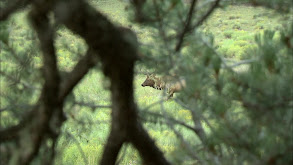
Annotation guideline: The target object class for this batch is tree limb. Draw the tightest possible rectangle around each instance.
[142,111,198,133]
[0,0,31,21]
[100,130,125,165]
[159,100,202,162]
[0,122,23,142]
[175,0,221,52]
[53,0,170,164]
[58,48,97,101]
[175,0,198,52]
[65,131,88,165]
[175,99,208,144]
[130,0,147,22]
[0,70,38,90]
[1,0,171,164]
[130,123,171,165]
[192,0,221,29]
[74,101,111,110]
[8,1,63,164]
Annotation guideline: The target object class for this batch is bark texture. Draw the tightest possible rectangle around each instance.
[0,0,170,164]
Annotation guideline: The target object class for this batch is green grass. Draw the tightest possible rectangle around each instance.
[56,4,290,163]
[203,5,291,59]
[2,1,291,164]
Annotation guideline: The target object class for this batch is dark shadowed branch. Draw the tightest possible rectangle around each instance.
[115,144,129,165]
[58,49,97,101]
[142,111,198,133]
[0,0,31,21]
[159,101,202,162]
[53,0,170,164]
[11,1,61,163]
[175,0,221,52]
[175,99,208,143]
[130,0,147,22]
[175,0,198,52]
[65,131,88,165]
[1,0,291,164]
[0,120,25,141]
[0,70,38,90]
[1,0,170,164]
[73,101,111,110]
[192,0,221,29]
[131,125,171,165]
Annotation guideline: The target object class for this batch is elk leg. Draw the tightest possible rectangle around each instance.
[167,91,174,100]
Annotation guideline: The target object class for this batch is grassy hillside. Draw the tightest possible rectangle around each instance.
[58,2,289,164]
[1,1,291,164]
[203,5,290,59]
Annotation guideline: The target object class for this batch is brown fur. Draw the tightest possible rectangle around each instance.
[141,74,186,99]
[141,74,157,89]
[165,79,186,99]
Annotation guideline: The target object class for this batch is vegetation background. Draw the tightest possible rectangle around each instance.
[0,0,292,164]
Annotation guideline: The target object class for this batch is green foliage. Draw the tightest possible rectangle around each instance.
[55,135,104,165]
[207,29,292,164]
[204,5,291,59]
[1,0,292,164]
[223,30,234,39]
[133,0,292,163]
[0,19,41,127]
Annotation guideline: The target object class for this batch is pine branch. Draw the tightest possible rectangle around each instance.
[142,110,198,133]
[192,0,221,29]
[73,101,111,110]
[159,100,202,162]
[175,0,198,52]
[54,1,170,164]
[0,70,38,90]
[199,33,233,71]
[175,0,221,52]
[175,99,208,144]
[65,131,88,165]
[226,59,257,68]
[4,2,63,164]
[152,0,175,67]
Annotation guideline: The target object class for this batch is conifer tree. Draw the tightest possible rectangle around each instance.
[0,0,292,164]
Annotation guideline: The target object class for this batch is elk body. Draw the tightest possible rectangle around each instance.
[141,74,186,99]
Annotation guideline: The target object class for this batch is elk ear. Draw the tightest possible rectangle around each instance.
[146,74,149,78]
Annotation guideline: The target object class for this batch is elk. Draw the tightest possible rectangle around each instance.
[141,74,186,99]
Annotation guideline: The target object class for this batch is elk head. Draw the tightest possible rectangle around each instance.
[141,74,155,88]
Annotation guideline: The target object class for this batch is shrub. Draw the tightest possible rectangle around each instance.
[223,30,234,39]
